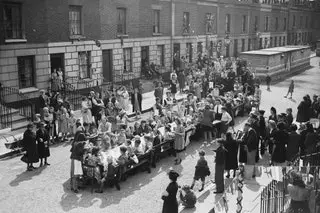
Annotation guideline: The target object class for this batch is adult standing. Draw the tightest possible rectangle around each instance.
[213,138,226,194]
[200,105,214,143]
[269,107,278,123]
[297,96,310,123]
[284,80,295,99]
[271,122,289,166]
[81,96,93,124]
[154,82,164,105]
[174,118,185,165]
[177,70,185,93]
[131,87,141,118]
[36,122,50,166]
[91,92,105,126]
[161,170,180,213]
[286,124,301,162]
[224,132,239,178]
[266,74,271,91]
[241,123,258,179]
[170,78,178,101]
[23,123,39,171]
[38,90,47,119]
[286,171,311,213]
[220,107,232,135]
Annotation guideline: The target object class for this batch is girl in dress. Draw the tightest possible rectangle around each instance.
[58,106,69,141]
[164,92,173,113]
[170,78,178,101]
[174,118,185,165]
[43,107,54,143]
[122,86,130,112]
[68,111,77,136]
[81,96,93,124]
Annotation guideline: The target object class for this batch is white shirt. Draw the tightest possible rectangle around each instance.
[221,111,232,124]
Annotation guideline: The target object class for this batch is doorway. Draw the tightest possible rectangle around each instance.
[141,46,149,69]
[173,43,180,70]
[102,50,113,82]
[50,53,65,79]
[234,39,238,57]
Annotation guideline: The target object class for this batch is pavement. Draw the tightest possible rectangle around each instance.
[0,56,319,213]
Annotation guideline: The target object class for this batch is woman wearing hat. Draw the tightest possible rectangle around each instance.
[213,137,227,193]
[36,122,50,166]
[161,170,180,213]
[23,123,39,171]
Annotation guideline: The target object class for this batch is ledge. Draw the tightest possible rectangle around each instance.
[152,33,163,37]
[19,87,39,94]
[117,34,129,38]
[5,39,27,44]
[69,35,86,40]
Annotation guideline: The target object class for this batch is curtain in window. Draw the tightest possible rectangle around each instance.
[18,57,34,88]
[4,4,22,39]
[117,9,126,34]
[123,49,132,72]
[69,8,81,35]
[153,10,160,33]
[79,52,89,78]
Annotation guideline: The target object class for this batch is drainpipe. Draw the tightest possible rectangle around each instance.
[170,0,174,73]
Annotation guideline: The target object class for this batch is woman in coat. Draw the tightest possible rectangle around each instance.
[271,122,289,166]
[23,123,39,171]
[224,132,239,178]
[36,122,50,166]
[286,124,301,162]
[297,96,310,123]
[200,105,214,142]
[162,170,180,213]
[214,138,226,193]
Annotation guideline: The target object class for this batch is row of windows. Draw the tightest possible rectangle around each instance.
[16,45,166,89]
[5,2,315,40]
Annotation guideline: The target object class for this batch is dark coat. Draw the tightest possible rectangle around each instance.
[36,128,50,158]
[162,182,179,213]
[297,101,310,123]
[224,139,239,170]
[23,129,39,163]
[243,128,258,152]
[286,132,301,162]
[304,132,318,155]
[271,130,289,163]
[130,92,142,112]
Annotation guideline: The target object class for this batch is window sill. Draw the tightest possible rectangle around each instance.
[182,33,191,36]
[117,34,129,38]
[152,33,163,36]
[5,39,27,44]
[19,87,39,94]
[69,35,86,40]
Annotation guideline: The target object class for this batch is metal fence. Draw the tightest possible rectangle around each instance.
[291,151,320,167]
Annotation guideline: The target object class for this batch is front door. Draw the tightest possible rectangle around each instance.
[141,46,149,70]
[173,43,180,70]
[102,50,113,82]
[50,53,65,79]
[234,39,238,57]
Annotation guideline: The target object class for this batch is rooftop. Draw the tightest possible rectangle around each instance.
[241,45,310,55]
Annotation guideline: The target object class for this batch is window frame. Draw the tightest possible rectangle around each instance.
[186,43,193,63]
[300,16,303,28]
[275,17,279,31]
[78,51,91,79]
[69,5,82,36]
[293,15,296,27]
[241,39,245,52]
[242,15,247,33]
[3,2,24,40]
[17,56,35,89]
[183,12,190,34]
[157,45,165,67]
[123,48,133,72]
[284,17,287,31]
[254,16,258,32]
[225,14,231,33]
[205,13,214,34]
[265,16,269,32]
[153,10,160,34]
[117,8,127,35]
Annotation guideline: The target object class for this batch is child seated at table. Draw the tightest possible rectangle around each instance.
[103,156,120,191]
[117,125,127,145]
[83,147,104,193]
[133,137,145,156]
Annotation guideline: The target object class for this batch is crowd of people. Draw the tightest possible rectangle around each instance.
[19,52,320,213]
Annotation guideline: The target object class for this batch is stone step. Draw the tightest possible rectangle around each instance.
[11,120,30,131]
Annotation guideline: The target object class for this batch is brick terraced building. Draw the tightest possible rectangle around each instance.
[0,0,320,99]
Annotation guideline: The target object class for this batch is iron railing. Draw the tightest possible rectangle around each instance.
[0,102,12,129]
[51,78,82,110]
[0,84,35,124]
[291,151,320,167]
